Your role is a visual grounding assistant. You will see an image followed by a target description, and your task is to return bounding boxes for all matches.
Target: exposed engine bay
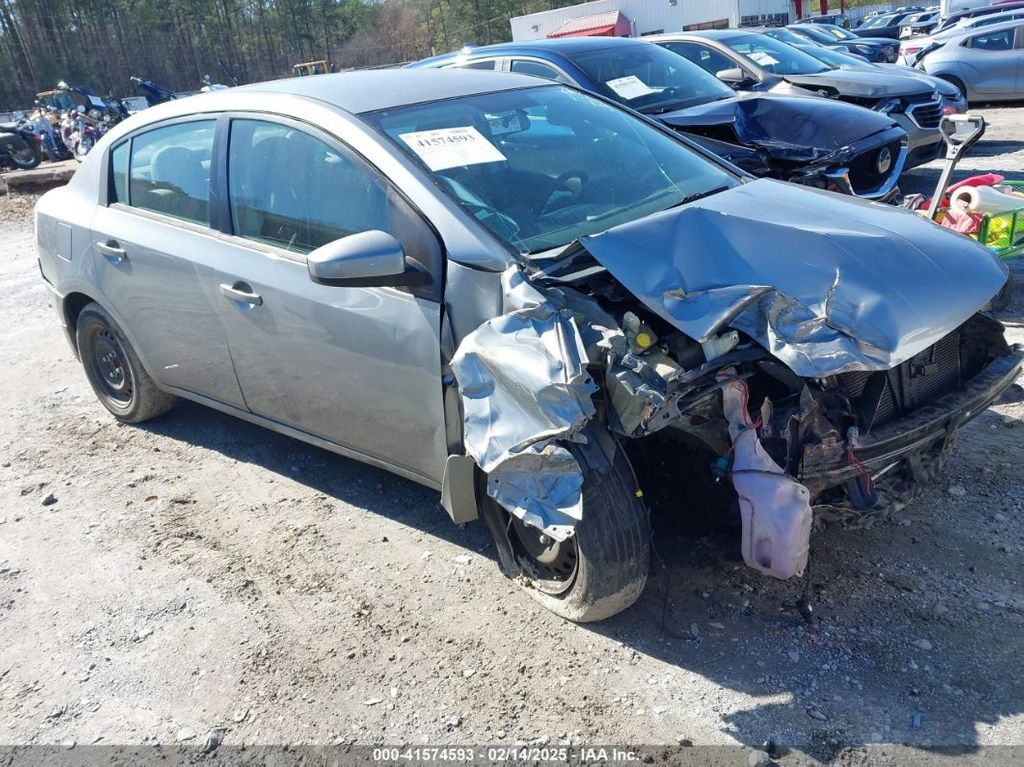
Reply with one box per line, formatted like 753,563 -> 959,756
449,180 -> 1021,582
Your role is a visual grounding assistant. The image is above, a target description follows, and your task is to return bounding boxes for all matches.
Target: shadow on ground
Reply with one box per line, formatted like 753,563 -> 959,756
136,372 -> 1024,758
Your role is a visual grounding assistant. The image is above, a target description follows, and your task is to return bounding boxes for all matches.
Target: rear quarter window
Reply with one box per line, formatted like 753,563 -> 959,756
109,141 -> 128,204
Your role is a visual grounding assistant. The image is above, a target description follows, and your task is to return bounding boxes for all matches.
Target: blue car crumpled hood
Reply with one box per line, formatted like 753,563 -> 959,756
579,178 -> 1007,378
658,93 -> 900,165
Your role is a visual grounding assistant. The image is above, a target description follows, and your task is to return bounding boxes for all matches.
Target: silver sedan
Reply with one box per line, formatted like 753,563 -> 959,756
917,19 -> 1024,102
35,70 -> 1020,621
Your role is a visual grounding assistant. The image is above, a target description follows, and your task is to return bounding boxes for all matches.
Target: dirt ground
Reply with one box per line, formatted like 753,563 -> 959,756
1,105 -> 1023,764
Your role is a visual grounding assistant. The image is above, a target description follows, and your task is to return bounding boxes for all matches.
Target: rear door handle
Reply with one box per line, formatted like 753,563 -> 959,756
96,240 -> 126,264
219,281 -> 263,307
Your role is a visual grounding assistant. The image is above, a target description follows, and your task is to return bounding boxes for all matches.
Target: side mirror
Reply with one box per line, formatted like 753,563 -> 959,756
306,230 -> 429,288
716,67 -> 752,87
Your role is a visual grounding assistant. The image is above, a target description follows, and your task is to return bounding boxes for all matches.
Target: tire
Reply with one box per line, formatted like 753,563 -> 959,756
73,134 -> 93,162
9,141 -> 40,170
483,434 -> 650,622
75,302 -> 176,423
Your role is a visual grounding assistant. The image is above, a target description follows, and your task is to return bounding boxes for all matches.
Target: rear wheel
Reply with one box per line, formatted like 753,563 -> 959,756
482,435 -> 650,622
76,302 -> 176,423
9,142 -> 40,169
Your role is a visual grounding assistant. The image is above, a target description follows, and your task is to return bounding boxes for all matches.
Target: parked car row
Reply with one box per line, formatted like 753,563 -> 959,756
890,1 -> 1024,103
33,21 -> 1021,621
412,29 -> 966,193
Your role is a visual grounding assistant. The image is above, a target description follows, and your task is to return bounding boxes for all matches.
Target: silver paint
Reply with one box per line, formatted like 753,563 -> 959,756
581,178 -> 1008,377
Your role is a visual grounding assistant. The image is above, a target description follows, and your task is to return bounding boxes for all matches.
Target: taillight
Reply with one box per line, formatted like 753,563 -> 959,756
902,46 -> 921,55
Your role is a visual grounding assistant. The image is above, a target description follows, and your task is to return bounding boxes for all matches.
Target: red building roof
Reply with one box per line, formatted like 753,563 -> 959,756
547,10 -> 631,38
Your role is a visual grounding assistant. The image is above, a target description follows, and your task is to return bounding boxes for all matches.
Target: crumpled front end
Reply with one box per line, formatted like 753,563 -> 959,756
450,269 -> 595,542
449,179 -> 1020,579
660,95 -> 908,200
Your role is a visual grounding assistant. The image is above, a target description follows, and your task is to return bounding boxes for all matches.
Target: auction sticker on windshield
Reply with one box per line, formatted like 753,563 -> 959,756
605,75 -> 655,100
748,51 -> 780,66
399,126 -> 507,171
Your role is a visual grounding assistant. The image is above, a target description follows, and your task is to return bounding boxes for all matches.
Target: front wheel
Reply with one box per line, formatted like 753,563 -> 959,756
9,141 -> 40,169
73,134 -> 94,162
482,435 -> 650,622
76,302 -> 176,423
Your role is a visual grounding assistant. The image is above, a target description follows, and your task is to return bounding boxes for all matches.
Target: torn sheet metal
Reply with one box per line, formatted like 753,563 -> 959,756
659,92 -> 901,167
486,444 -> 583,541
450,268 -> 596,541
720,373 -> 812,580
580,178 -> 1008,378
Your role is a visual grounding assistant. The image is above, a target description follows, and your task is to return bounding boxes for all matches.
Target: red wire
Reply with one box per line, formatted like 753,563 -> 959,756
847,446 -> 873,493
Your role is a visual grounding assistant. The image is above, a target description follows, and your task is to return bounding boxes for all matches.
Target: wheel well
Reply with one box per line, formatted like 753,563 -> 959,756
63,291 -> 95,332
936,74 -> 966,97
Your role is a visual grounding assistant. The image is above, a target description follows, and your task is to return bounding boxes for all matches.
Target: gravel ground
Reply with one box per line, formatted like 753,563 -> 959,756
1,105 -> 1023,764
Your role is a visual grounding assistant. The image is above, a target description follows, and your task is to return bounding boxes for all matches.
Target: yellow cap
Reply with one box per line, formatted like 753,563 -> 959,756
635,332 -> 653,349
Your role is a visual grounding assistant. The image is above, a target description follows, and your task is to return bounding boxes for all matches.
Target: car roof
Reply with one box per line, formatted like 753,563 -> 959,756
943,17 -> 1024,39
233,68 -> 547,114
656,29 -> 742,41
413,36 -> 657,66
949,1 -> 1024,20
958,8 -> 1024,25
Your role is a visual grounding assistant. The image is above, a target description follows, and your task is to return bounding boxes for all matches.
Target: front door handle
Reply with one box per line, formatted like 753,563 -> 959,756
97,240 -> 126,264
219,281 -> 263,307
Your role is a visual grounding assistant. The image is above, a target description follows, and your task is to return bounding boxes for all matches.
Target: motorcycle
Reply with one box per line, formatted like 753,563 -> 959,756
60,105 -> 106,162
0,117 -> 42,170
131,75 -> 176,106
25,105 -> 72,162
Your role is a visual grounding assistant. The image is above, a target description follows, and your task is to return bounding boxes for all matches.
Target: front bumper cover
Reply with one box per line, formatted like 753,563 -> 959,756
801,347 -> 1024,492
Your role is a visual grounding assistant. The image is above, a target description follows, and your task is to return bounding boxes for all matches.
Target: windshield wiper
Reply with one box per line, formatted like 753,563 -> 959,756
672,184 -> 733,207
640,100 -> 688,115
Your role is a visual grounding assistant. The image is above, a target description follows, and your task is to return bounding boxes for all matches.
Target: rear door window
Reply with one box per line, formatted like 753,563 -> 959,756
510,59 -> 571,83
659,42 -> 736,76
449,59 -> 498,70
127,120 -> 215,224
969,28 -> 1014,49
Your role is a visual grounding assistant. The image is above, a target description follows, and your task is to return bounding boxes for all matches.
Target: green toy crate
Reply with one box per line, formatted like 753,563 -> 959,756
973,180 -> 1024,261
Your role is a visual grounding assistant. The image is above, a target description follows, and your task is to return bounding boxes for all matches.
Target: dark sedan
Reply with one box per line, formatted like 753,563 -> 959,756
651,30 -> 951,167
410,38 -> 907,200
854,11 -> 916,38
788,22 -> 900,62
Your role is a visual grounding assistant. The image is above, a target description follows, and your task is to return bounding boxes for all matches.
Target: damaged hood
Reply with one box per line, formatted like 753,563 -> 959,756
657,93 -> 900,165
579,178 -> 1007,377
782,69 -> 934,99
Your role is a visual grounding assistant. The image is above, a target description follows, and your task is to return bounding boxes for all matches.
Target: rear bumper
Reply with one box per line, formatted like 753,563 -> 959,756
801,347 -> 1024,491
42,279 -> 77,356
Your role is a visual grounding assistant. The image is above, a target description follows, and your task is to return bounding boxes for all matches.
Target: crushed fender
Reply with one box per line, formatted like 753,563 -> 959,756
450,268 -> 595,541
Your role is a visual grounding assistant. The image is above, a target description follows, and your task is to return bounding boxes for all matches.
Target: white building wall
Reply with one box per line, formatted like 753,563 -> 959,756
510,0 -> 791,41
510,0 -> 619,42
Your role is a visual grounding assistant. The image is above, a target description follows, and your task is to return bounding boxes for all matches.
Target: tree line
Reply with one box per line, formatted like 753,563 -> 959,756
0,0 -> 578,110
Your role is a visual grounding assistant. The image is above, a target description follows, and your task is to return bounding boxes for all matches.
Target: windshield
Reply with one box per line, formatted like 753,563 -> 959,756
571,43 -> 736,114
366,85 -> 736,254
767,28 -> 813,45
720,33 -> 832,75
861,14 -> 898,29
823,24 -> 859,40
800,44 -> 863,67
791,25 -> 836,43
